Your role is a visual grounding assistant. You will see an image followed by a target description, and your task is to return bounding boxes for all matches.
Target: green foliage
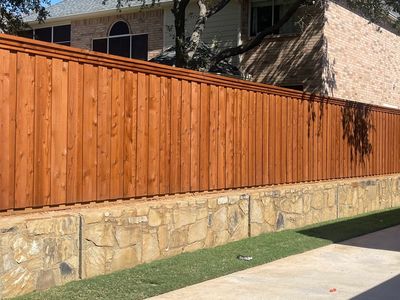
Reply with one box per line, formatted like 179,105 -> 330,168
0,0 -> 49,33
347,0 -> 400,30
17,207 -> 400,300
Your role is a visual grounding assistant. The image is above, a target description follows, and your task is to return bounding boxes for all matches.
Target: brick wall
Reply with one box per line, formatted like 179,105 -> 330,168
324,1 -> 400,106
239,0 -> 325,94
71,9 -> 164,59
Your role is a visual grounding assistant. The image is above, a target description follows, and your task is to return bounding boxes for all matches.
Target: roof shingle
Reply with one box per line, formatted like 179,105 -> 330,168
26,0 -> 169,22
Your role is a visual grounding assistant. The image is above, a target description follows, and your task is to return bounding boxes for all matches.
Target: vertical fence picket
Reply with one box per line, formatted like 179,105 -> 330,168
97,66 -> 112,200
15,53 -> 35,209
148,74 -> 161,195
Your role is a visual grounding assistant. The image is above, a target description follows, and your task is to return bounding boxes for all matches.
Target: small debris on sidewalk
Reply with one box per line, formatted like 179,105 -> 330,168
237,255 -> 253,261
329,288 -> 337,293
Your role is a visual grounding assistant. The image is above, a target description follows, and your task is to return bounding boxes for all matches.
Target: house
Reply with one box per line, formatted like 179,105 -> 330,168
24,0 -> 400,107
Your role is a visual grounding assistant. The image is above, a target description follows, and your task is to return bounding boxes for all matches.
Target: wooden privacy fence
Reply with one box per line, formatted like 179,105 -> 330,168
1,34 -> 400,211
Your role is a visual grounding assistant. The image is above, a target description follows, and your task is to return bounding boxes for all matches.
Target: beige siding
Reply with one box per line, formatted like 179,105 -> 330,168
324,1 -> 400,107
163,0 -> 241,50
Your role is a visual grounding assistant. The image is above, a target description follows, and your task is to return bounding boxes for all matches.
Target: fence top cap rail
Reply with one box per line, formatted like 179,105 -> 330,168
0,33 -> 398,115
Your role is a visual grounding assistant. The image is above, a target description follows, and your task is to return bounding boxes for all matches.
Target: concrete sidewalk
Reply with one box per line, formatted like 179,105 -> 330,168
150,225 -> 400,300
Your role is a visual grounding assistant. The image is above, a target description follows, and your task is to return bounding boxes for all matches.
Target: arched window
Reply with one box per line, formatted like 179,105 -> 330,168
93,20 -> 148,61
109,21 -> 130,36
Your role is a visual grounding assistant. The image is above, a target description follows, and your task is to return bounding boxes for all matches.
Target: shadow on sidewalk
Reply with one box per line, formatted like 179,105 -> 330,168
297,208 -> 400,252
351,274 -> 400,300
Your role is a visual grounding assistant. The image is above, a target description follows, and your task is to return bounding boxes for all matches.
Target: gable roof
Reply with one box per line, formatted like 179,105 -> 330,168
25,0 -> 170,22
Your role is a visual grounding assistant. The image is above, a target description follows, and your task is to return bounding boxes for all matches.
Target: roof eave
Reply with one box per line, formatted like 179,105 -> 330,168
26,1 -> 172,25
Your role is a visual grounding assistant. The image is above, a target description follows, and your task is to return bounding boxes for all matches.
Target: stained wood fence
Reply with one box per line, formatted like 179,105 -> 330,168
0,34 -> 399,211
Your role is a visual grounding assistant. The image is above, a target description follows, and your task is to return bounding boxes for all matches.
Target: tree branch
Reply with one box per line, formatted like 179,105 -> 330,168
186,0 -> 232,62
172,0 -> 191,67
209,0 -> 304,68
186,0 -> 208,60
206,0 -> 232,18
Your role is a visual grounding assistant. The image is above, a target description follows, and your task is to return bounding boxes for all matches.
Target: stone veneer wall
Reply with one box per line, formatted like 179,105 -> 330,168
1,174 -> 400,298
70,9 -> 164,59
324,0 -> 400,107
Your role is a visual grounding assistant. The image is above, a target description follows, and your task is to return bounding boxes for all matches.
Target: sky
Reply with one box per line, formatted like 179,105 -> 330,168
50,0 -> 62,4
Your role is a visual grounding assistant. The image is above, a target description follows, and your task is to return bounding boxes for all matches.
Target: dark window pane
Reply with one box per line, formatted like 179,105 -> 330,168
250,8 -> 257,36
19,30 -> 34,39
109,36 -> 130,58
55,41 -> 71,46
109,21 -> 130,36
53,25 -> 71,42
280,85 -> 303,91
93,38 -> 108,53
35,27 -> 52,42
131,34 -> 148,60
258,6 -> 273,32
251,6 -> 273,35
274,5 -> 280,34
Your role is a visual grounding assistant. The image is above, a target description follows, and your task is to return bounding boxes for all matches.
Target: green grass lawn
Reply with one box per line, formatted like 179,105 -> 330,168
17,207 -> 400,300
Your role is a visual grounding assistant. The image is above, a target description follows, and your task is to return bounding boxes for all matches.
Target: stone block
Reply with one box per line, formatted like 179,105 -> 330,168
158,225 -> 169,251
83,246 -> 111,278
36,269 -> 55,291
25,218 -> 54,236
173,208 -> 197,229
231,218 -> 248,241
142,233 -> 160,262
261,198 -> 277,226
1,253 -> 16,274
228,195 -> 240,204
54,216 -> 79,235
188,219 -> 208,244
217,196 -> 228,205
115,226 -> 141,248
211,207 -> 228,231
148,209 -> 162,227
280,195 -> 303,214
250,199 -> 263,224
0,266 -> 35,298
227,206 -> 243,235
84,223 -> 115,247
214,231 -> 229,246
127,216 -> 148,224
81,211 -> 104,224
311,192 -> 325,210
208,198 -> 218,209
196,207 -> 208,220
169,228 -> 188,249
239,199 -> 249,214
250,223 -> 272,237
111,247 -> 140,272
163,211 -> 174,225
11,236 -> 42,264
204,231 -> 214,248
183,241 -> 203,253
